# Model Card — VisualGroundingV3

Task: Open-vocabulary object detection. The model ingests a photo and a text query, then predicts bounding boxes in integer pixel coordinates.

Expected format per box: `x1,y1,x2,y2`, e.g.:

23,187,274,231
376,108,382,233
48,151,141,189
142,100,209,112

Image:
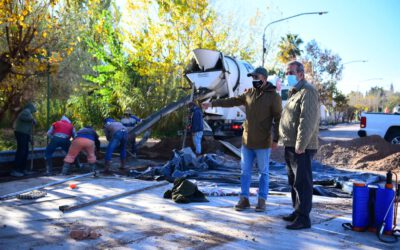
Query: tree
332,90,349,122
302,40,343,85
68,6,144,127
348,91,367,111
0,0,88,121
301,40,343,110
277,33,303,64
123,0,259,133
348,86,399,113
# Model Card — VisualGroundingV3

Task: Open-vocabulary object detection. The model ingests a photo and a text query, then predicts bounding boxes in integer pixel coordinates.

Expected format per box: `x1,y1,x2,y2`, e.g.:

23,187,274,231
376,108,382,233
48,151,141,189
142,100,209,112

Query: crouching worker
61,126,100,175
45,116,77,175
104,118,128,173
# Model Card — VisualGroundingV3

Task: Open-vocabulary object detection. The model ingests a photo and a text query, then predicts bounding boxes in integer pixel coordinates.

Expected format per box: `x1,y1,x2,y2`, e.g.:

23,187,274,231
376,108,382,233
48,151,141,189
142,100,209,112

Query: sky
211,0,400,94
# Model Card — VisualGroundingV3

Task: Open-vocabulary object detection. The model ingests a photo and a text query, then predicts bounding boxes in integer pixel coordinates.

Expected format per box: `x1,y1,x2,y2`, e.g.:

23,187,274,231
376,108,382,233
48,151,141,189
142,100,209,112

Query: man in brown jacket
279,61,320,230
202,67,282,212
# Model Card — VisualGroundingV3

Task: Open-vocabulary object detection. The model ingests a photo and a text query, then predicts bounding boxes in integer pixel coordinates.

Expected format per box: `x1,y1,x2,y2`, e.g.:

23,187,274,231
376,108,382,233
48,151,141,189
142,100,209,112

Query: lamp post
343,60,367,65
262,11,328,67
362,77,383,82
46,49,51,143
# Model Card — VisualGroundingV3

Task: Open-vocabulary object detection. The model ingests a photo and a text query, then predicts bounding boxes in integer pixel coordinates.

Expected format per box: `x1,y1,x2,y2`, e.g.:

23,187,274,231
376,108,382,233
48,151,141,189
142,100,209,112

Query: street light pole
46,49,51,144
343,60,367,65
262,11,328,67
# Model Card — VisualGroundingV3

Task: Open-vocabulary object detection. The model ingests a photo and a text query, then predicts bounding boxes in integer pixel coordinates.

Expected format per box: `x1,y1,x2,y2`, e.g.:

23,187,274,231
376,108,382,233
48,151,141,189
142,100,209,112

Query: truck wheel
387,132,400,144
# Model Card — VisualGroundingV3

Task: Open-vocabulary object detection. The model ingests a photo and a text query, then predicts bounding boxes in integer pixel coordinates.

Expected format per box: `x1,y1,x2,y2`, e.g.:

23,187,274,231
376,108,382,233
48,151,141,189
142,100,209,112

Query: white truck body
358,112,400,144
185,49,288,136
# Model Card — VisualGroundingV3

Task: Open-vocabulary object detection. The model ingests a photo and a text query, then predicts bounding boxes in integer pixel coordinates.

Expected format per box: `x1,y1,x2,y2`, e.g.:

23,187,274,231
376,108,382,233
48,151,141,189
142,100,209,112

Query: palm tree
277,34,303,64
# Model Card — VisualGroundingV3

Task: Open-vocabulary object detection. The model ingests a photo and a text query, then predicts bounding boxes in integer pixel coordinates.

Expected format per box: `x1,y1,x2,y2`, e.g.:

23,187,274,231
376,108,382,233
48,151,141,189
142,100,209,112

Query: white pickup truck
358,111,400,144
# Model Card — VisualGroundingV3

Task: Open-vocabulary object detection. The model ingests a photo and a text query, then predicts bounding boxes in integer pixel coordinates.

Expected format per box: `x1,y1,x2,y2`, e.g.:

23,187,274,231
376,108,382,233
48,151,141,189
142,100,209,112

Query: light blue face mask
286,75,298,87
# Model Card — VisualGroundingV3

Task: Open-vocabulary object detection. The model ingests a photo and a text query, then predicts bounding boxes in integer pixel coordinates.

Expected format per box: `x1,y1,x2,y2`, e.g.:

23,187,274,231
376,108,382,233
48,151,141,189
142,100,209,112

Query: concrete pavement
0,176,398,249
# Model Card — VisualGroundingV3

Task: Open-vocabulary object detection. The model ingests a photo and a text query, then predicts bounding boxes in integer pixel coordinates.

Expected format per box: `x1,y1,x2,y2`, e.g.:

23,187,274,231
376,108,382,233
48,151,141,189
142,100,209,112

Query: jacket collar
289,79,307,97
293,79,306,91
256,81,276,92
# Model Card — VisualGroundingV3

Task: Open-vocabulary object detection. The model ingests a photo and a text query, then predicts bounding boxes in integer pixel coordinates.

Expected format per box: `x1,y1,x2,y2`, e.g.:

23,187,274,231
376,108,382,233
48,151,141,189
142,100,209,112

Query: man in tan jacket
279,61,320,230
202,67,282,212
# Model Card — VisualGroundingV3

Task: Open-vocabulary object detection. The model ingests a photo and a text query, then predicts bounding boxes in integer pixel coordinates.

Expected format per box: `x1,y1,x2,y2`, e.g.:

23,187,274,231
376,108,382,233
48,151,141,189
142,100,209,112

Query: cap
247,67,268,78
124,107,132,114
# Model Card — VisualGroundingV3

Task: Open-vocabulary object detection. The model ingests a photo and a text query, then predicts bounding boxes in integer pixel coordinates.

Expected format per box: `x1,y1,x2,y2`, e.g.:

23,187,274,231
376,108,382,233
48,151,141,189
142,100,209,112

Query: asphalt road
319,123,360,141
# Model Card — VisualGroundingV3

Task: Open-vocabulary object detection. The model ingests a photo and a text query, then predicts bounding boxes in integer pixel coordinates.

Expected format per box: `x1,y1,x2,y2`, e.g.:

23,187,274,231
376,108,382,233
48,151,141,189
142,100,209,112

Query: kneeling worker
62,126,100,175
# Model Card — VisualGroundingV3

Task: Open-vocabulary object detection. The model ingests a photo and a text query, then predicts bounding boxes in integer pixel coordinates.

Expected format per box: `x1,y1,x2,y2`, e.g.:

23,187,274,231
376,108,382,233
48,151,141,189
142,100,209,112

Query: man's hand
271,142,278,150
32,119,37,126
295,149,305,154
201,102,212,109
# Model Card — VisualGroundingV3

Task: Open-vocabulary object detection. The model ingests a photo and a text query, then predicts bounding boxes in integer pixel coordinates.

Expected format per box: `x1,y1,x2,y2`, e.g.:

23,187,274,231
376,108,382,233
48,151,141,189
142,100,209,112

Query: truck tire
387,131,400,144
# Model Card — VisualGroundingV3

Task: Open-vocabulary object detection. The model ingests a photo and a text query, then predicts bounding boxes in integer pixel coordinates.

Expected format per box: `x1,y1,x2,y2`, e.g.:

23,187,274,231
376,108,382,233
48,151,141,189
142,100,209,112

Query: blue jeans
45,136,71,159
192,131,203,154
240,145,271,200
105,130,127,161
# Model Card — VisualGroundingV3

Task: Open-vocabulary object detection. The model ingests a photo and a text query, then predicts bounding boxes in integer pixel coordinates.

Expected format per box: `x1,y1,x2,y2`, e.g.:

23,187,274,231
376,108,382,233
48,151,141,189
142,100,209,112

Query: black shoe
23,170,35,175
10,170,24,177
286,219,311,230
44,171,54,176
282,213,297,222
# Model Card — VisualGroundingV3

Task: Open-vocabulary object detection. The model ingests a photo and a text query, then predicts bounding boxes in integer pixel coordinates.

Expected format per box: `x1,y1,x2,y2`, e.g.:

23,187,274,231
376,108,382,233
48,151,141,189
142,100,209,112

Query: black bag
163,178,208,203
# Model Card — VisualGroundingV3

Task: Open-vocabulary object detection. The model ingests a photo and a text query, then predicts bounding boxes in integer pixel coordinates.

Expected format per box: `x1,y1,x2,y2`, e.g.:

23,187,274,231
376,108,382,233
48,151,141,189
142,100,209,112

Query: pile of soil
316,135,400,171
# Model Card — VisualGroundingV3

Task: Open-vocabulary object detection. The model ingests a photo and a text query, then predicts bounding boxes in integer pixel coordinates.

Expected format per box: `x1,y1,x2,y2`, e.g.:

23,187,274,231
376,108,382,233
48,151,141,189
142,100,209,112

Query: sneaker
10,170,24,177
255,198,266,212
234,197,251,211
61,163,71,175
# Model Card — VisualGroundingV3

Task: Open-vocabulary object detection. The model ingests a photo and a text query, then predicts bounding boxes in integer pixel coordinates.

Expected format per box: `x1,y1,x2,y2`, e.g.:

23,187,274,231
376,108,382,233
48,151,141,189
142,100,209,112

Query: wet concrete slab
0,176,398,249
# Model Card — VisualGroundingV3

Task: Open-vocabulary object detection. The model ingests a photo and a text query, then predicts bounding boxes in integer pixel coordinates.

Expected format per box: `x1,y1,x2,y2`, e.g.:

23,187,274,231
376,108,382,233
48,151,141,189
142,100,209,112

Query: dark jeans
105,130,128,161
14,131,31,172
45,136,71,159
285,147,316,221
131,135,137,154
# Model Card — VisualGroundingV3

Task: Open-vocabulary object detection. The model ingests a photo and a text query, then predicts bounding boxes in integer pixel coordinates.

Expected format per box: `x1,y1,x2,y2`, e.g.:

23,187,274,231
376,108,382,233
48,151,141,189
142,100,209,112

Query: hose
376,172,399,243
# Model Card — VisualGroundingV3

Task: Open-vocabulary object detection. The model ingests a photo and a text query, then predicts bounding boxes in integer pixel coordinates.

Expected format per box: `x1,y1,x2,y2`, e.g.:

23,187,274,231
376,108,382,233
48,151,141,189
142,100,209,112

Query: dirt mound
316,135,400,171
356,152,400,171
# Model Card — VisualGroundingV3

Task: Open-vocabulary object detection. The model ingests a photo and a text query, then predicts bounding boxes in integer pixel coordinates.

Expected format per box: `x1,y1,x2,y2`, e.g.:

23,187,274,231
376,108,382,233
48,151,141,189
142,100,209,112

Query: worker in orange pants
62,126,100,175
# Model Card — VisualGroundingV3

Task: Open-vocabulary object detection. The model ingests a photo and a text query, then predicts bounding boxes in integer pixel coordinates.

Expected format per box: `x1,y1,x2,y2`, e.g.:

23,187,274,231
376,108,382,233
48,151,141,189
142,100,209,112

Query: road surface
319,123,360,141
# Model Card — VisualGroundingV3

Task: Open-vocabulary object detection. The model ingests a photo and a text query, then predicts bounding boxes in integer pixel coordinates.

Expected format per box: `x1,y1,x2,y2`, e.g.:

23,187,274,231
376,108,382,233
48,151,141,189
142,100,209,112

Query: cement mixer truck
131,48,288,140
185,48,289,137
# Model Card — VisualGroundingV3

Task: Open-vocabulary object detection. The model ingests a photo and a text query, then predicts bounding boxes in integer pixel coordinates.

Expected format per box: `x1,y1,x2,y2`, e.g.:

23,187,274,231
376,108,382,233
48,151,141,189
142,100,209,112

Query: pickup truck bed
358,112,400,144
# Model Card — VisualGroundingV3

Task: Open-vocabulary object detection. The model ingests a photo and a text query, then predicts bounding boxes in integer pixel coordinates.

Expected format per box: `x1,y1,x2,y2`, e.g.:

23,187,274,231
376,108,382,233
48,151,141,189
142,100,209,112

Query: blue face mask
286,75,298,87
